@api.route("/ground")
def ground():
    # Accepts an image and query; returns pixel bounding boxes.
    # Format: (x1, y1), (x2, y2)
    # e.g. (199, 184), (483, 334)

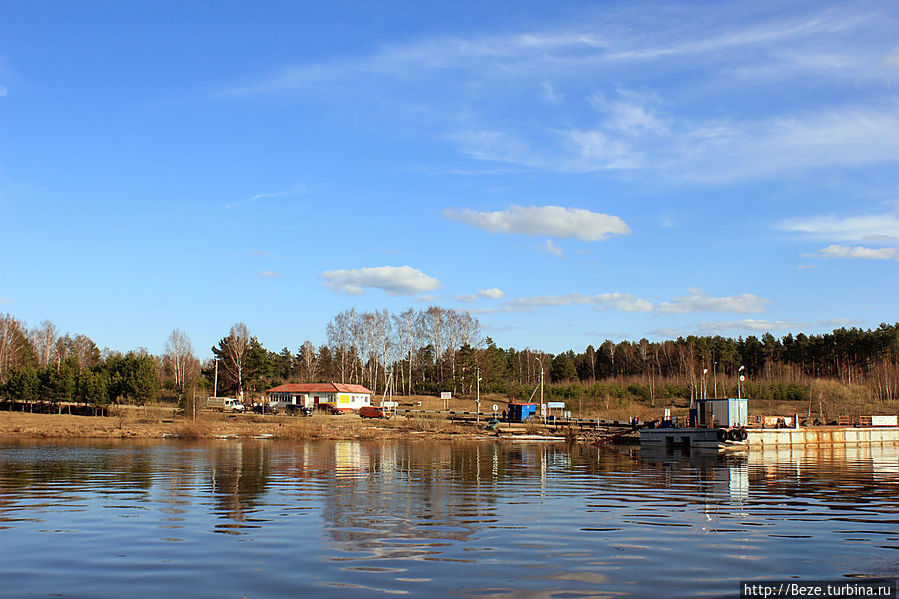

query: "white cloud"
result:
(502, 292), (652, 312)
(478, 288), (505, 299)
(454, 294), (477, 303)
(657, 288), (771, 314)
(259, 271), (282, 278)
(322, 266), (441, 296)
(0, 86), (7, 98)
(811, 244), (899, 260)
(698, 319), (804, 332)
(539, 240), (564, 257)
(781, 213), (899, 243)
(415, 294), (441, 303)
(0, 297), (12, 305)
(445, 205), (630, 241)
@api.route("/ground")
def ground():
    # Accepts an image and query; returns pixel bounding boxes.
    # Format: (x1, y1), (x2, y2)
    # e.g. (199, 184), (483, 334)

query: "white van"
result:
(206, 397), (246, 413)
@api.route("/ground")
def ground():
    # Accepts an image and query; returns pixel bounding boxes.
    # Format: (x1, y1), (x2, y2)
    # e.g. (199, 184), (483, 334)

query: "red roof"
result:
(333, 383), (372, 394)
(266, 383), (372, 394)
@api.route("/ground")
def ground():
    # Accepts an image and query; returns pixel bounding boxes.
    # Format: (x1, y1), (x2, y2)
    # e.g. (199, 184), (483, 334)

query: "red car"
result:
(358, 406), (391, 419)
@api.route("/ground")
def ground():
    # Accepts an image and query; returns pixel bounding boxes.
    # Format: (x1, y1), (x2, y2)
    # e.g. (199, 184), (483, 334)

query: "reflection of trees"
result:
(207, 442), (271, 531)
(311, 441), (635, 555)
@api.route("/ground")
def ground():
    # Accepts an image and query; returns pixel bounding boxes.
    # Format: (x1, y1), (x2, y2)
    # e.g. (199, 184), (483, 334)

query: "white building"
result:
(265, 383), (372, 411)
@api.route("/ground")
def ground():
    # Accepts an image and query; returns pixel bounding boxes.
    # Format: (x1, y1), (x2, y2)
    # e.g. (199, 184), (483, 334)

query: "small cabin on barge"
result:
(641, 398), (749, 450)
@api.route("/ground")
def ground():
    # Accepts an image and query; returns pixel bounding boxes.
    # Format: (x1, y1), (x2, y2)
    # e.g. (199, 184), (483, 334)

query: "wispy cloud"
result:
(698, 318), (804, 333)
(0, 86), (8, 98)
(259, 271), (282, 278)
(225, 185), (308, 210)
(221, 5), (898, 180)
(500, 292), (653, 313)
(454, 294), (477, 303)
(539, 240), (564, 257)
(649, 327), (685, 339)
(322, 266), (441, 296)
(818, 318), (863, 328)
(781, 212), (899, 243)
(0, 297), (12, 305)
(445, 205), (630, 241)
(808, 244), (899, 261)
(657, 288), (771, 314)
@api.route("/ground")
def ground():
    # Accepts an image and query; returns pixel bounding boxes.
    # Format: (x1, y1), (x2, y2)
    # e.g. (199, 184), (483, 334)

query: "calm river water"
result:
(0, 439), (897, 598)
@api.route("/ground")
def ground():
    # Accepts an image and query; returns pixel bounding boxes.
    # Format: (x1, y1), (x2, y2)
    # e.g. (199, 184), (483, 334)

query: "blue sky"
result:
(2, 1), (898, 358)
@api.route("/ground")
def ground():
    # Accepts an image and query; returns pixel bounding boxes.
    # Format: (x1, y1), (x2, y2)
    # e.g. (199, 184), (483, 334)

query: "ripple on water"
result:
(0, 440), (898, 597)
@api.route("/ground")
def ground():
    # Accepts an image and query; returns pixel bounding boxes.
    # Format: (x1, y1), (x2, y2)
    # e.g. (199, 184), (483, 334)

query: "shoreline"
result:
(0, 410), (568, 443)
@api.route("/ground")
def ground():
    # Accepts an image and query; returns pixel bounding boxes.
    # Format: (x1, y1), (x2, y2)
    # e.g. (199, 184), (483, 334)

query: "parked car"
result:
(285, 404), (314, 417)
(358, 406), (391, 419)
(317, 403), (344, 415)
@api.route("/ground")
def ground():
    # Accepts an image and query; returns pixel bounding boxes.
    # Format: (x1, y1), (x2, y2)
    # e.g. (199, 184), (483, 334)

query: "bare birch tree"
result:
(165, 329), (196, 394)
(298, 340), (318, 382)
(29, 321), (59, 368)
(0, 314), (25, 382)
(219, 322), (250, 399)
(327, 308), (355, 383)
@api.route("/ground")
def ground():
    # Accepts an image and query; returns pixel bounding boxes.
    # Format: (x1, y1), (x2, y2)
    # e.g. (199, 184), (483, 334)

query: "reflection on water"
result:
(0, 439), (897, 598)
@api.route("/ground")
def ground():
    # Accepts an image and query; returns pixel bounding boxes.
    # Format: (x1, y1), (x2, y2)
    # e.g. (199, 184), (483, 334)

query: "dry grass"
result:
(169, 420), (212, 439)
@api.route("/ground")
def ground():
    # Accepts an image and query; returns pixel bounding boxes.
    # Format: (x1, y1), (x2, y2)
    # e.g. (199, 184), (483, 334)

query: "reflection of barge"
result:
(640, 398), (899, 451)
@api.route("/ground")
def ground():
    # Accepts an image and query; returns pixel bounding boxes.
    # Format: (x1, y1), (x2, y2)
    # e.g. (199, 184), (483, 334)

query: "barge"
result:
(639, 398), (899, 451)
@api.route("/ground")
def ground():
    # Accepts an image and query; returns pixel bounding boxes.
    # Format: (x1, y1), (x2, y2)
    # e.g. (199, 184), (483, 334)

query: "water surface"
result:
(0, 439), (897, 598)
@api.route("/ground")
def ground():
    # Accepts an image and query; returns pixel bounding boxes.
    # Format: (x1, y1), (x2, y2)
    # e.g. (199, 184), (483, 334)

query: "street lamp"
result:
(536, 357), (544, 422)
(476, 366), (482, 423)
(713, 361), (718, 399)
(702, 368), (709, 400)
(738, 365), (745, 399)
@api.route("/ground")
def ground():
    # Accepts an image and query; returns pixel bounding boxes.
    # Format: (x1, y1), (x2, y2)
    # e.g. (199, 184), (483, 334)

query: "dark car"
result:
(317, 403), (343, 415)
(285, 404), (314, 417)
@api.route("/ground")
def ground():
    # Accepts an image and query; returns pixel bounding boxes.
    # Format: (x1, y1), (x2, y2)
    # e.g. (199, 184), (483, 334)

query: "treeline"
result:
(1, 310), (898, 408)
(0, 316), (195, 407)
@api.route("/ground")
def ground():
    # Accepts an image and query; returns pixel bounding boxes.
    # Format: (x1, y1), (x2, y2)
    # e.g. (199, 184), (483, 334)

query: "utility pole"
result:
(213, 358), (219, 397)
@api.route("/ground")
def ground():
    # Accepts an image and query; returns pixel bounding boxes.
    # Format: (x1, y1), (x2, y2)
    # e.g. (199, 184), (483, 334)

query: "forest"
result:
(0, 308), (897, 412)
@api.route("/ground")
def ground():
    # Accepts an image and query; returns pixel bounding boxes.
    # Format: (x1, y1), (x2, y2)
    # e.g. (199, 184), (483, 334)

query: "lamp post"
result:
(702, 368), (709, 400)
(536, 357), (544, 422)
(713, 361), (718, 399)
(738, 365), (745, 399)
(476, 366), (482, 423)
